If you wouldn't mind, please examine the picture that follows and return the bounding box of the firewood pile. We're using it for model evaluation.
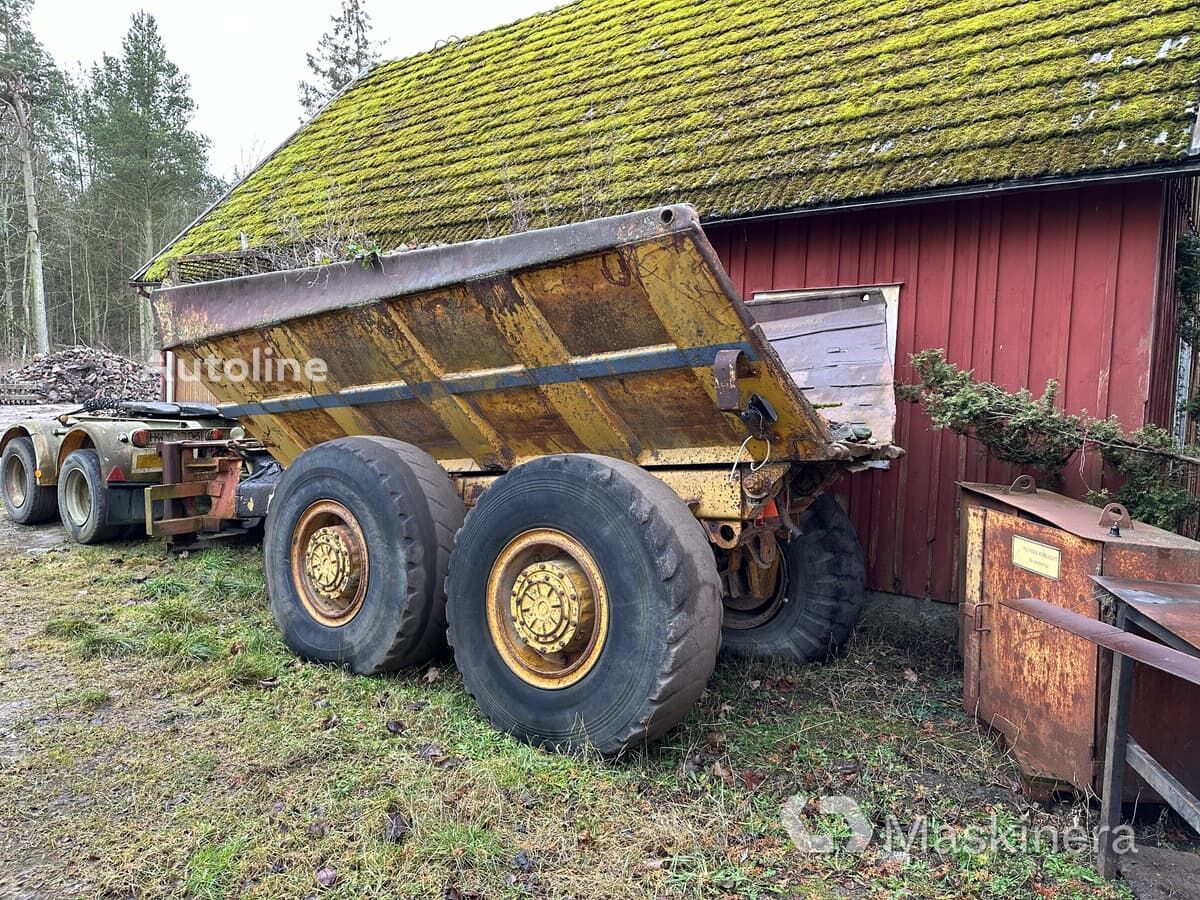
[3,347,159,404]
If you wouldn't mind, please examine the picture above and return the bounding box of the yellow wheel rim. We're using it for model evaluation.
[290,500,369,627]
[486,528,609,689]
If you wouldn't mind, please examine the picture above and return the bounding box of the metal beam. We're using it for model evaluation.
[152,206,701,345]
[1126,738,1200,834]
[1003,597,1200,686]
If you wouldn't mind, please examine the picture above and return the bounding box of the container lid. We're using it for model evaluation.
[1092,576,1200,652]
[960,479,1200,551]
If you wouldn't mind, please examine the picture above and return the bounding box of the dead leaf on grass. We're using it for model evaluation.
[307,821,329,839]
[740,769,766,791]
[385,810,411,843]
[712,760,735,784]
[418,742,460,768]
[315,865,338,888]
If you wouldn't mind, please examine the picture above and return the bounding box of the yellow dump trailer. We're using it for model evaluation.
[152,204,902,752]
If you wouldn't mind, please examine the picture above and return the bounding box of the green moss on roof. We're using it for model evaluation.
[142,0,1200,281]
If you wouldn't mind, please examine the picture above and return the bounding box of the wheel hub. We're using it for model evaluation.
[509,558,595,655]
[290,500,369,627]
[305,525,362,602]
[720,532,788,629]
[486,528,609,689]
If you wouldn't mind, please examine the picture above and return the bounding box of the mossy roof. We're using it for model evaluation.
[140,0,1200,282]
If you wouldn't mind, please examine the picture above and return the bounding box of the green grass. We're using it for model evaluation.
[185,838,249,900]
[0,541,1144,898]
[60,686,111,711]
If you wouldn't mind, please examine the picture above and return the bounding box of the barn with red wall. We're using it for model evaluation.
[138,0,1200,605]
[709,176,1199,601]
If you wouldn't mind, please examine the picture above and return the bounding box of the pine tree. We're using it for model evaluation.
[86,12,215,356]
[297,0,383,118]
[0,0,59,354]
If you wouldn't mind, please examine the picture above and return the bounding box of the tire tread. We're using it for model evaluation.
[1,437,57,524]
[446,453,722,754]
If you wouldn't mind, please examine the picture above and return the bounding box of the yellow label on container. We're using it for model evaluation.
[1011,535,1061,579]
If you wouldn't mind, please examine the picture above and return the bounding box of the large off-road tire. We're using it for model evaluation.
[720,493,866,663]
[57,449,120,544]
[1,437,57,525]
[263,437,464,674]
[446,454,722,754]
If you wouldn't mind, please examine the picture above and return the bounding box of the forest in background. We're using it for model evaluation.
[0,0,220,362]
[0,0,381,364]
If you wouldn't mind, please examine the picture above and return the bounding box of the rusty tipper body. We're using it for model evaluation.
[153,204,902,753]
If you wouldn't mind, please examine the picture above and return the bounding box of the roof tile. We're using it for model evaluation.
[143,0,1200,280]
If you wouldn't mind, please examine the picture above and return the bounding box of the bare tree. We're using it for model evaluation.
[0,0,55,354]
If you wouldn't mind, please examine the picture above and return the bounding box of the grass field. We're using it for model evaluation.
[0,541,1143,898]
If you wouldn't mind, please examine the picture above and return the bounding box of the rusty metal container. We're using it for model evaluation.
[959,477,1200,797]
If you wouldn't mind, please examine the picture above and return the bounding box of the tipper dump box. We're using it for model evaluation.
[150,204,902,752]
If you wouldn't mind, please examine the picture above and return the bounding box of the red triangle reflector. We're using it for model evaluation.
[106,466,125,483]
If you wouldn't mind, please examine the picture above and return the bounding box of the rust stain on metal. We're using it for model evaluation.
[1092,577,1200,651]
[960,505,986,713]
[703,519,742,549]
[961,481,1200,797]
[976,509,1102,788]
[960,482,1198,551]
[154,205,894,474]
[1004,596,1200,686]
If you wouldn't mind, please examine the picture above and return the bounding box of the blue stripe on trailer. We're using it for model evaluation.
[219,340,758,419]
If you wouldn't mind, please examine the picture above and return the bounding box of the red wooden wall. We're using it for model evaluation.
[707,181,1169,602]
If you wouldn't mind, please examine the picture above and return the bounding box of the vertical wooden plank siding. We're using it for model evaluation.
[708,182,1167,601]
[1147,177,1200,429]
[170,357,220,404]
